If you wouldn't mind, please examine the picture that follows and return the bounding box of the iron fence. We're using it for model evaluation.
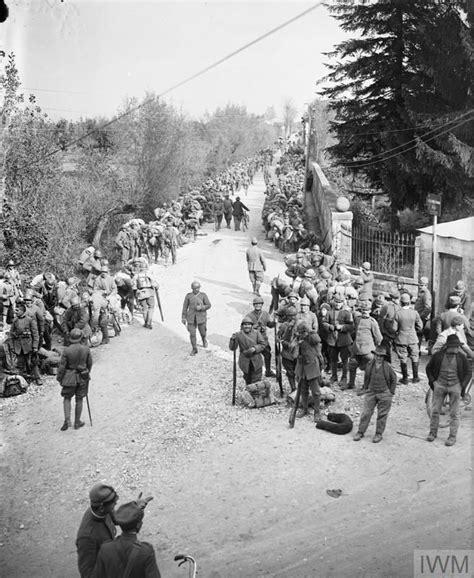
[342,223,417,277]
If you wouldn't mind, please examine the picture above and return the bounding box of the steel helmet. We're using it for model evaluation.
[253,296,264,305]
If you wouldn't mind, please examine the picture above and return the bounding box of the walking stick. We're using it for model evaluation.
[232,348,237,406]
[154,287,164,322]
[85,395,93,426]
[274,325,283,397]
[289,378,301,429]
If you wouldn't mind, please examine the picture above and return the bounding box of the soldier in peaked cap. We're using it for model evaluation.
[246,237,266,295]
[57,328,93,431]
[76,483,119,578]
[94,499,161,578]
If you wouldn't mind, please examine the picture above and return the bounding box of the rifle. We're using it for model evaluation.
[289,378,302,429]
[154,287,164,322]
[85,395,93,426]
[232,348,237,406]
[274,325,283,397]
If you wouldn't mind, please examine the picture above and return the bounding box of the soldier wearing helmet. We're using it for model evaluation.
[275,291,299,323]
[393,293,423,384]
[414,276,432,347]
[244,295,276,378]
[246,237,266,295]
[229,316,266,384]
[4,259,22,299]
[181,281,211,355]
[294,320,323,421]
[296,295,318,332]
[93,265,117,298]
[61,294,92,346]
[277,305,299,392]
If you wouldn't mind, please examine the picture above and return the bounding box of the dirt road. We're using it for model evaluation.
[1,174,472,578]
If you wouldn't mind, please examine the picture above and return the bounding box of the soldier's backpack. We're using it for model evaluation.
[0,374,28,397]
[136,273,152,290]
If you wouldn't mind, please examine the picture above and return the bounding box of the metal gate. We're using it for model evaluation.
[349,223,417,277]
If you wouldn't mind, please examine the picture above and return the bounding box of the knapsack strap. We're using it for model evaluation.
[123,542,141,578]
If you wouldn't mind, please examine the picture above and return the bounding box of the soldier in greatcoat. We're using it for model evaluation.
[229,316,266,384]
[246,237,266,295]
[57,328,93,431]
[393,293,423,384]
[181,281,211,355]
[244,295,276,378]
[294,320,323,421]
[11,301,39,382]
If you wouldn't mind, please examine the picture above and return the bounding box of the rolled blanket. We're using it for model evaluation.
[316,412,353,435]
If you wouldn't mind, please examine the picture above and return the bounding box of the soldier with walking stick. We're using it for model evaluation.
[57,328,93,431]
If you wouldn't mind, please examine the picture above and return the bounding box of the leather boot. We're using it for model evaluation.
[313,394,321,422]
[399,363,408,384]
[330,362,338,383]
[412,361,420,383]
[296,390,308,418]
[190,335,198,355]
[339,361,348,388]
[288,374,296,392]
[343,368,356,390]
[61,398,72,431]
[74,398,85,429]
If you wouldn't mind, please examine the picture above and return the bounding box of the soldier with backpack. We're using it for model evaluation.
[134,269,159,330]
[378,290,401,362]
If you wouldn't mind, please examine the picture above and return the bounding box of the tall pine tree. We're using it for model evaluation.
[319,0,473,227]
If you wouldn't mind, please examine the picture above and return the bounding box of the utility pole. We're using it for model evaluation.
[426,194,441,318]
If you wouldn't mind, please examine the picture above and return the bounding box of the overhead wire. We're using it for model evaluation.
[339,112,473,169]
[341,109,474,166]
[17,2,324,171]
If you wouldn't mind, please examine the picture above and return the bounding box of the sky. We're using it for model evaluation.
[1,0,347,122]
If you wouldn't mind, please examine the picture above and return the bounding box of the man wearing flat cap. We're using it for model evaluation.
[57,327,93,431]
[94,500,161,577]
[426,334,472,446]
[76,483,119,578]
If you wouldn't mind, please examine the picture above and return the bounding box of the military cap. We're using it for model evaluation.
[253,295,264,305]
[454,280,465,291]
[321,271,331,280]
[389,290,400,300]
[288,291,299,299]
[300,296,310,306]
[89,483,117,507]
[354,276,364,286]
[419,276,429,285]
[94,249,103,258]
[448,295,461,306]
[304,268,316,278]
[114,501,145,531]
[241,316,253,326]
[286,306,298,317]
[100,265,109,273]
[69,328,83,342]
[251,237,258,245]
[400,293,411,304]
[362,262,371,270]
[333,295,344,303]
[359,301,372,311]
